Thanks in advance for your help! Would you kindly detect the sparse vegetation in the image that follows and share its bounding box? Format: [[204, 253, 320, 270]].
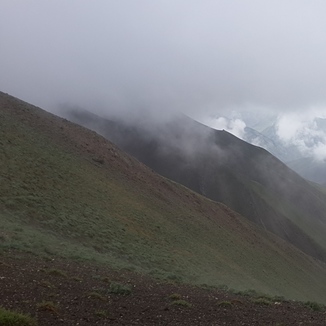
[[304, 301, 324, 311], [72, 276, 82, 282], [232, 289, 258, 297], [218, 301, 232, 308], [270, 295, 286, 302], [102, 276, 110, 283], [169, 293, 182, 300], [217, 284, 229, 291], [0, 307, 36, 326], [2, 91, 326, 308], [39, 280, 54, 289], [108, 282, 132, 295], [165, 273, 183, 283], [47, 269, 67, 278], [86, 291, 107, 301], [252, 298, 272, 305], [231, 299, 243, 305], [94, 310, 109, 318], [36, 301, 59, 314], [1, 247, 326, 325], [171, 300, 192, 308]]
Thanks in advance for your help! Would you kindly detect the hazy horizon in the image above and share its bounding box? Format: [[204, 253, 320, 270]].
[[1, 1, 326, 160]]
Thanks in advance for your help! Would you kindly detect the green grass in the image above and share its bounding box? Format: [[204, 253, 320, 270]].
[[252, 298, 272, 306], [108, 282, 132, 295], [250, 180, 326, 254], [304, 301, 325, 311], [2, 94, 326, 304], [0, 307, 36, 326], [169, 293, 182, 300], [232, 289, 259, 297], [217, 301, 232, 308], [171, 300, 192, 308]]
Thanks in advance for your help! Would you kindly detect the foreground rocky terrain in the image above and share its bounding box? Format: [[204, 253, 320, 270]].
[[1, 250, 326, 326]]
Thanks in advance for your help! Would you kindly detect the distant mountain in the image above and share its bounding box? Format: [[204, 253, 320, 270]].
[[242, 126, 301, 162], [65, 108, 326, 265], [258, 124, 303, 162], [218, 115, 326, 184], [203, 115, 303, 163], [287, 157, 326, 184], [293, 117, 326, 184], [259, 121, 326, 184], [4, 91, 326, 302]]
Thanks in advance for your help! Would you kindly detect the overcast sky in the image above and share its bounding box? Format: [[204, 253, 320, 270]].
[[1, 1, 326, 121]]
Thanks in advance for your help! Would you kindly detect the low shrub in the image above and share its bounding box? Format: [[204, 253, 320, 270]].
[[108, 282, 132, 295], [252, 298, 272, 306], [169, 293, 182, 300], [0, 307, 36, 326], [304, 301, 324, 311], [37, 301, 59, 314]]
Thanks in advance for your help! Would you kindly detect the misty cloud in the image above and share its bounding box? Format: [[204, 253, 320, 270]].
[[276, 111, 326, 161], [200, 108, 326, 163], [1, 1, 326, 120], [202, 117, 246, 139]]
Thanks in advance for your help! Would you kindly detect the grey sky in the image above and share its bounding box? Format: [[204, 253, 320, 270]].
[[1, 1, 326, 118]]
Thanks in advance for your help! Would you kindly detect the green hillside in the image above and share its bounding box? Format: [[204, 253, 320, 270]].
[[2, 92, 326, 304], [65, 110, 326, 263]]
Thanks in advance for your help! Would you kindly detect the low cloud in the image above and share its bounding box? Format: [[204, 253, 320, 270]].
[[199, 108, 326, 163], [202, 117, 246, 139], [276, 110, 326, 161], [2, 1, 326, 119]]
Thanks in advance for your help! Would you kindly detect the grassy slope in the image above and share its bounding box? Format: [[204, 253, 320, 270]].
[[1, 92, 326, 303], [67, 111, 326, 262]]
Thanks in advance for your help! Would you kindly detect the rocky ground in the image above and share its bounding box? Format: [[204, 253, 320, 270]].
[[1, 250, 326, 325]]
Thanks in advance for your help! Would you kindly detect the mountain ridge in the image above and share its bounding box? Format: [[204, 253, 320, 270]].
[[64, 108, 326, 263], [1, 91, 326, 303]]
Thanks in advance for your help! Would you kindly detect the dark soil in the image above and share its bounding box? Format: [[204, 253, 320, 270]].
[[0, 250, 325, 325]]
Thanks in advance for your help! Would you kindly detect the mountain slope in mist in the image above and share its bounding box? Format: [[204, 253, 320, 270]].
[[259, 119, 326, 184], [2, 91, 326, 303], [65, 109, 326, 263], [243, 125, 303, 163], [247, 118, 326, 184], [286, 156, 326, 184], [212, 115, 326, 184]]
